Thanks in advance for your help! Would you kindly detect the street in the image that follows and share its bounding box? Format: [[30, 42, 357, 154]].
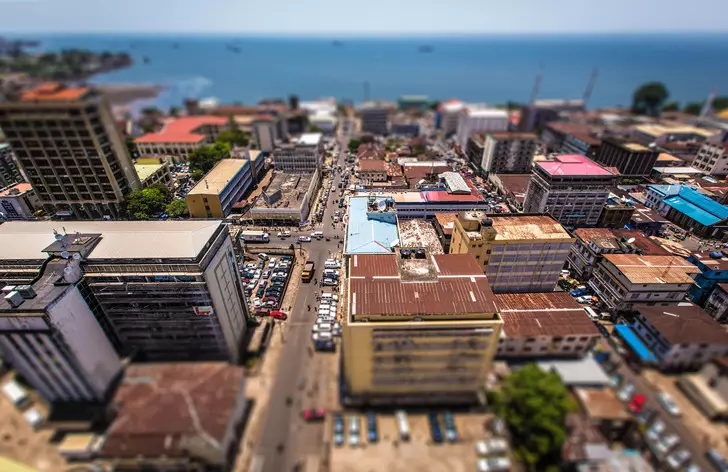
[[251, 120, 353, 472]]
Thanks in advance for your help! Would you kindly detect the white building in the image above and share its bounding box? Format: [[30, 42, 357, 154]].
[[135, 116, 228, 159], [437, 99, 465, 136], [0, 182, 39, 220], [631, 305, 728, 371], [455, 105, 509, 147], [253, 116, 279, 152], [693, 142, 728, 176], [273, 133, 323, 173]]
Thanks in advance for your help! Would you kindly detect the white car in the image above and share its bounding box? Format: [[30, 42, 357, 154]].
[[617, 382, 635, 402], [298, 236, 312, 242], [647, 419, 666, 441], [349, 416, 360, 447], [312, 331, 333, 341], [576, 295, 594, 304], [657, 391, 682, 417], [477, 457, 511, 472], [312, 323, 332, 333], [475, 438, 508, 456], [277, 231, 291, 238], [656, 434, 680, 455], [666, 449, 691, 469]]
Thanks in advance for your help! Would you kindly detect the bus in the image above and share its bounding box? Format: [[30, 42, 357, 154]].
[[241, 230, 270, 243]]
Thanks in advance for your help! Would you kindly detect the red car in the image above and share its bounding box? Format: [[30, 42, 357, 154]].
[[270, 311, 288, 320], [302, 408, 326, 422], [628, 394, 646, 414]]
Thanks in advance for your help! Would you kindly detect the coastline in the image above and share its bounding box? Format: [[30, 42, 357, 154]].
[[94, 83, 166, 107]]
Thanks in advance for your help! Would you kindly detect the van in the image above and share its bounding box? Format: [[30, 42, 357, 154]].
[[323, 269, 338, 276], [312, 231, 324, 239], [584, 307, 599, 321], [325, 262, 340, 269], [395, 410, 410, 441], [321, 293, 333, 300], [2, 379, 30, 408]]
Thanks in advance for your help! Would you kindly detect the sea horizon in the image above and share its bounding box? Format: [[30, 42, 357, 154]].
[[10, 33, 728, 112]]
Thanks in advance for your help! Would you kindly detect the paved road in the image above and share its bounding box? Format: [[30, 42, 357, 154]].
[[599, 339, 712, 471], [253, 129, 351, 472]]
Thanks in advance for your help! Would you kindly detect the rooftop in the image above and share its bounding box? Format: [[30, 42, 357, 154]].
[[487, 131, 539, 141], [397, 219, 444, 254], [359, 160, 387, 172], [133, 163, 165, 183], [346, 196, 399, 254], [187, 159, 249, 196], [0, 182, 32, 197], [573, 388, 631, 421], [635, 123, 717, 139], [296, 133, 322, 146], [690, 251, 728, 270], [464, 106, 508, 119], [252, 172, 313, 211], [638, 304, 728, 345], [0, 220, 222, 261], [19, 82, 90, 102], [101, 363, 244, 460], [495, 292, 600, 338], [135, 116, 228, 144], [544, 121, 592, 136], [603, 254, 700, 284], [348, 253, 498, 318], [662, 185, 728, 227], [537, 154, 613, 177], [438, 99, 465, 113], [536, 357, 610, 386], [434, 213, 457, 235]]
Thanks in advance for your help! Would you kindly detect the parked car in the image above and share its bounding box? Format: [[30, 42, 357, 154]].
[[443, 411, 458, 442], [576, 295, 594, 304], [628, 394, 646, 414], [609, 373, 623, 389], [477, 457, 512, 472], [657, 390, 682, 417], [657, 434, 681, 455], [636, 408, 656, 425], [366, 412, 378, 443], [302, 408, 326, 422], [428, 412, 443, 444], [333, 414, 344, 446], [298, 236, 312, 242], [705, 449, 728, 471], [323, 278, 338, 286], [349, 415, 360, 447], [617, 382, 635, 402], [571, 288, 589, 297], [667, 449, 692, 469], [647, 419, 666, 441], [270, 311, 287, 320], [475, 438, 508, 456]]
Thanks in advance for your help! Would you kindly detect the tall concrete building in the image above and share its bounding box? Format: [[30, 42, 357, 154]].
[[524, 154, 615, 227], [469, 132, 538, 174], [359, 101, 391, 135], [0, 220, 249, 364], [437, 99, 465, 136], [134, 116, 228, 160], [0, 83, 141, 219], [273, 133, 323, 173], [693, 142, 728, 176], [186, 158, 253, 218], [449, 213, 574, 293], [593, 138, 659, 178], [342, 252, 502, 405], [0, 143, 24, 188], [455, 106, 509, 147]]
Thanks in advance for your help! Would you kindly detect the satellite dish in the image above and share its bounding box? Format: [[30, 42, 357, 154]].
[[54, 233, 64, 241], [72, 253, 81, 260], [626, 237, 636, 244], [63, 267, 73, 275], [60, 250, 70, 259]]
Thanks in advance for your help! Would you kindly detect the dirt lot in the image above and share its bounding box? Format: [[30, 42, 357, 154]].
[[329, 412, 495, 472], [0, 374, 67, 471], [642, 369, 728, 457]]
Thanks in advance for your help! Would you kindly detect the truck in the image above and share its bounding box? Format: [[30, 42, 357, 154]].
[[302, 261, 315, 282], [241, 230, 270, 243]]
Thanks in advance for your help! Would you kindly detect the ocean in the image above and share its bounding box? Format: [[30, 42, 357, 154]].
[[21, 33, 728, 111]]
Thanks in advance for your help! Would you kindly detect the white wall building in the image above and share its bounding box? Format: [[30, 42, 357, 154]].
[[437, 99, 465, 136], [693, 142, 728, 176], [456, 106, 509, 147], [273, 133, 323, 173]]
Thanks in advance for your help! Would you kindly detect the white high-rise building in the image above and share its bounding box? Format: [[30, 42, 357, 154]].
[[456, 105, 509, 147]]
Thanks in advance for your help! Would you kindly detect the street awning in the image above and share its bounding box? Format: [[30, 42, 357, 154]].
[[613, 324, 658, 362]]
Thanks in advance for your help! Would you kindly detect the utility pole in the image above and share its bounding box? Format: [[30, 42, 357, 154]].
[[583, 68, 599, 108]]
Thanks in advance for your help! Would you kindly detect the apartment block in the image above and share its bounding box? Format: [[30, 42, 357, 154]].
[[693, 142, 728, 176], [186, 159, 252, 218], [630, 305, 728, 371], [134, 162, 172, 188], [0, 83, 141, 219], [359, 101, 391, 135], [342, 252, 502, 405], [455, 106, 508, 147], [437, 100, 465, 136], [252, 115, 279, 152], [495, 292, 601, 358], [588, 254, 700, 313], [705, 284, 728, 323], [358, 159, 388, 184], [0, 142, 24, 188], [596, 194, 636, 229], [561, 132, 601, 159], [479, 132, 538, 174], [0, 221, 249, 364], [645, 184, 728, 238], [449, 213, 573, 293], [593, 138, 659, 178], [679, 358, 728, 419], [0, 182, 40, 220], [523, 154, 615, 227], [273, 133, 323, 173], [135, 116, 228, 159], [567, 228, 668, 281]]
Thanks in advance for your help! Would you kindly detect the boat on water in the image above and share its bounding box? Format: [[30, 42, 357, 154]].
[[418, 45, 434, 53], [332, 40, 343, 46], [227, 44, 241, 53], [143, 56, 150, 64]]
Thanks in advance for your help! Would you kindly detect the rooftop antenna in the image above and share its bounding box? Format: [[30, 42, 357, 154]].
[[529, 66, 543, 105], [583, 68, 598, 107]]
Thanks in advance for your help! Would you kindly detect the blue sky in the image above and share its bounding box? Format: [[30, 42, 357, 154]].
[[2, 0, 728, 35]]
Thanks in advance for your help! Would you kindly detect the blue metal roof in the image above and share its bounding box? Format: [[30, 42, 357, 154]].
[[345, 196, 399, 254], [613, 324, 658, 362], [663, 186, 728, 227]]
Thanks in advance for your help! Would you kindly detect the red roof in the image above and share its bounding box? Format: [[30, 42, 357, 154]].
[[21, 82, 90, 101], [423, 178, 485, 203], [538, 154, 613, 177], [135, 116, 228, 144]]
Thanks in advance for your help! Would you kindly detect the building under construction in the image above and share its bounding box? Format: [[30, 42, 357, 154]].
[[0, 220, 249, 365], [247, 169, 320, 225]]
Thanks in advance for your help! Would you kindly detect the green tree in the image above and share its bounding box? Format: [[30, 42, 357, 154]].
[[166, 198, 188, 218], [125, 137, 137, 159], [190, 169, 204, 181], [632, 82, 669, 117], [308, 124, 323, 133], [683, 102, 703, 115], [189, 142, 231, 174], [713, 96, 728, 111], [490, 364, 576, 471], [347, 138, 361, 153], [216, 129, 250, 147], [662, 101, 680, 112], [126, 184, 173, 220], [428, 101, 441, 111], [169, 106, 181, 117]]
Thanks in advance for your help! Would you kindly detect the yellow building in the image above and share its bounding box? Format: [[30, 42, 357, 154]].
[[342, 252, 502, 405], [134, 162, 172, 188], [450, 212, 574, 293], [186, 159, 252, 218]]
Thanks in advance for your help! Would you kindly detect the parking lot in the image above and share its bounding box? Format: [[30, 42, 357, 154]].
[[329, 411, 506, 472], [240, 252, 295, 317]]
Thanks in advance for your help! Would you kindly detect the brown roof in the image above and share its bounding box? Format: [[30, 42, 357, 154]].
[[563, 413, 608, 463], [603, 254, 699, 284], [495, 293, 600, 338], [611, 229, 671, 256], [348, 254, 497, 316], [359, 160, 387, 171], [638, 304, 728, 345], [21, 82, 90, 101], [574, 228, 615, 243], [573, 388, 631, 421], [690, 251, 728, 270], [434, 213, 457, 235], [491, 174, 531, 198], [570, 132, 601, 146], [487, 131, 539, 141], [403, 163, 450, 183], [544, 122, 591, 136], [101, 363, 244, 460]]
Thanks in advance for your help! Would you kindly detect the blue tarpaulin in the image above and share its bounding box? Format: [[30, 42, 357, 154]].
[[613, 324, 658, 362]]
